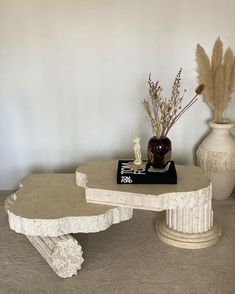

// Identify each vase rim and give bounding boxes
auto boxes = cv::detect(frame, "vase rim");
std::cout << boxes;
[150,135,170,140]
[209,120,234,129]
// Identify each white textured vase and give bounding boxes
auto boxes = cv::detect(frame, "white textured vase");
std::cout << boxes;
[196,121,235,200]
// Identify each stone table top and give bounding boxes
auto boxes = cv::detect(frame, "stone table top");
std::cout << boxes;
[7,174,133,237]
[76,160,211,211]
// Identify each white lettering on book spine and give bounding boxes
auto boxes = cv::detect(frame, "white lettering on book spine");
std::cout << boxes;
[121,163,146,175]
[121,176,133,183]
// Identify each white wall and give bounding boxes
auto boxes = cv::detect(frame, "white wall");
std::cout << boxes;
[0,0,235,189]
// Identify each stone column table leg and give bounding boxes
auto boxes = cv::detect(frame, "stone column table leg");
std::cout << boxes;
[4,193,84,278]
[156,187,222,249]
[4,174,133,278]
[28,235,84,278]
[76,161,222,249]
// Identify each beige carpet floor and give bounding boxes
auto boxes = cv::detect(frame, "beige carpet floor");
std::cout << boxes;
[0,190,235,294]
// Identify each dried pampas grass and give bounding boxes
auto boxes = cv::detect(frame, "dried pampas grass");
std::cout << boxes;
[196,37,235,123]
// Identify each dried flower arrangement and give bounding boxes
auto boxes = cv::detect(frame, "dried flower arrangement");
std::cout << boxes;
[142,68,204,139]
[196,37,235,123]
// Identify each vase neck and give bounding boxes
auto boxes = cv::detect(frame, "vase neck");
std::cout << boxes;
[209,121,234,133]
[209,121,234,131]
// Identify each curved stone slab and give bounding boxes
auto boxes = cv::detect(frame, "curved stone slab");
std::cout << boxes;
[5,193,84,278]
[76,160,212,210]
[75,160,221,249]
[8,174,133,237]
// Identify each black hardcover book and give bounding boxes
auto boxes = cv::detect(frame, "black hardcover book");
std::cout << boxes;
[117,160,177,184]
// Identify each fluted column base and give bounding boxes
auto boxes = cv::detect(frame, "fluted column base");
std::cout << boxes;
[166,203,213,233]
[156,213,221,249]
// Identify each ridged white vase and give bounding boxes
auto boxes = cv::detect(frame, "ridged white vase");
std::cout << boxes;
[196,121,235,200]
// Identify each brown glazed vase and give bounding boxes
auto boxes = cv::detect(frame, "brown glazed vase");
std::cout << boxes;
[147,136,172,169]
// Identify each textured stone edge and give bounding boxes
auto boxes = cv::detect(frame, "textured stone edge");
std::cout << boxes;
[28,235,84,278]
[76,172,88,188]
[7,192,133,237]
[4,194,84,278]
[166,202,213,234]
[197,147,235,172]
[76,170,212,211]
[85,184,212,211]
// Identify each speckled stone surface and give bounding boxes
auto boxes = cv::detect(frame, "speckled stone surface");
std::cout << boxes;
[76,160,211,210]
[76,160,221,248]
[7,174,133,236]
[0,190,235,293]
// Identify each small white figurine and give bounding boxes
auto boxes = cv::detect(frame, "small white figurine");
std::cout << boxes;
[133,137,143,166]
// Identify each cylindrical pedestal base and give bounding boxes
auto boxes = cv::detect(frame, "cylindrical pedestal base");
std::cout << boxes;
[166,204,213,233]
[156,214,222,249]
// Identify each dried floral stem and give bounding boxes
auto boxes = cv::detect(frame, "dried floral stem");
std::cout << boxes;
[142,69,204,139]
[165,95,199,135]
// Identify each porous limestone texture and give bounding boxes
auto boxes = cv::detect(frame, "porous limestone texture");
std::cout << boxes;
[28,235,84,278]
[156,213,222,249]
[7,174,133,237]
[76,160,211,211]
[76,160,221,248]
[196,121,235,200]
[5,193,84,278]
[197,147,235,173]
[5,174,133,278]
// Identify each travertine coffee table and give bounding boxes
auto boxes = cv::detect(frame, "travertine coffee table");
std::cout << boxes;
[5,174,133,278]
[76,160,222,249]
